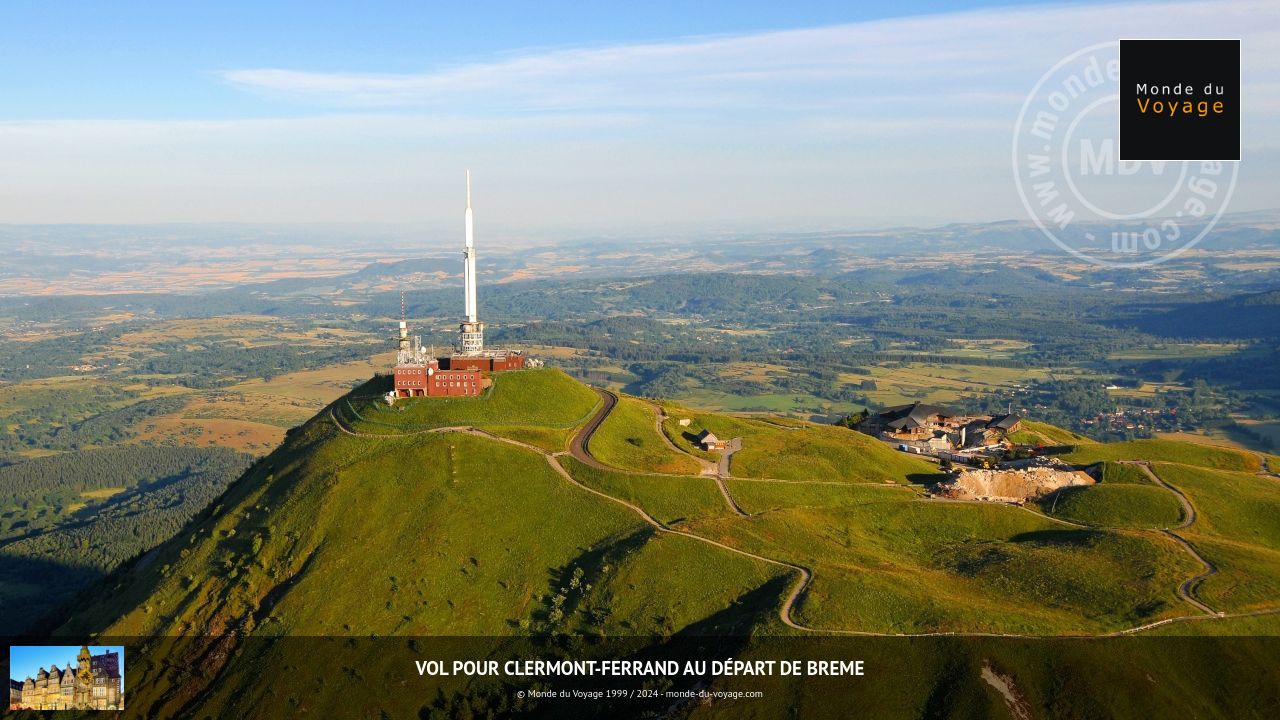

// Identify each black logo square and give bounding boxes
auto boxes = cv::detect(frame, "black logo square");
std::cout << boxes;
[1120,39,1239,160]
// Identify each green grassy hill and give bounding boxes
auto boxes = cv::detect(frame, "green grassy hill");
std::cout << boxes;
[1038,484,1186,528]
[1152,463,1280,612]
[588,395,702,475]
[58,402,773,641]
[1063,438,1261,472]
[341,368,599,451]
[661,404,940,483]
[39,369,1280,717]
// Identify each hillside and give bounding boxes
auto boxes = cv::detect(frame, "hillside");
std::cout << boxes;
[43,369,1280,718]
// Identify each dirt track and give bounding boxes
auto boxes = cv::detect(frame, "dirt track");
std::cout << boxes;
[1120,461,1221,616]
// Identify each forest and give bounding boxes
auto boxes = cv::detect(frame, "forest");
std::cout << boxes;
[0,446,250,634]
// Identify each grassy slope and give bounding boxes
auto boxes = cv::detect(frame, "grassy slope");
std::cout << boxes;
[726,480,920,515]
[1013,420,1094,445]
[58,417,773,642]
[1064,439,1260,473]
[55,371,1276,644]
[1154,463,1280,611]
[696,482,1197,634]
[1100,461,1154,484]
[478,424,574,453]
[346,368,599,433]
[662,407,940,483]
[561,456,729,525]
[588,395,701,474]
[1039,484,1185,529]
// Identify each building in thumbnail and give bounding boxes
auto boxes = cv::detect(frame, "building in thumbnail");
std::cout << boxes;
[390,172,536,400]
[9,646,122,711]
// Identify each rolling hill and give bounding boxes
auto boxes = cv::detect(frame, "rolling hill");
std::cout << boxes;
[38,368,1280,718]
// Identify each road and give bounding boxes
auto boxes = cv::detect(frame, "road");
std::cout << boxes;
[715,437,749,517]
[568,387,617,471]
[329,395,1278,637]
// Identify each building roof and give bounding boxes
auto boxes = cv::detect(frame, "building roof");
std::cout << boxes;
[91,652,121,680]
[877,402,959,430]
[10,679,21,691]
[988,414,1021,430]
[695,430,720,444]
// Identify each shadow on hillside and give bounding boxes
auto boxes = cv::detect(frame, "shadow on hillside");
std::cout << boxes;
[1009,528,1102,546]
[674,573,792,637]
[907,471,948,487]
[535,527,657,631]
[0,553,102,635]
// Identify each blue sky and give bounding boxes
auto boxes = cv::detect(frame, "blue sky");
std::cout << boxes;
[1,0,1276,232]
[9,645,125,683]
[1,0,1076,120]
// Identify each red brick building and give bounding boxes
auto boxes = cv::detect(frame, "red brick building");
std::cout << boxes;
[393,360,482,398]
[441,351,526,372]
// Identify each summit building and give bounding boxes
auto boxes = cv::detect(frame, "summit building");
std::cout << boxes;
[391,173,530,400]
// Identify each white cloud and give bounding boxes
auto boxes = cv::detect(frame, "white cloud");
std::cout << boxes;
[220,0,1280,117]
[2,0,1277,228]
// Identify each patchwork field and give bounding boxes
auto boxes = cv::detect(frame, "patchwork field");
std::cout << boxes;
[1105,343,1244,361]
[677,389,859,416]
[843,362,1093,407]
[133,417,285,454]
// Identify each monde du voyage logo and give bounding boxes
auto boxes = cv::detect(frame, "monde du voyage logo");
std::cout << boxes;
[1013,39,1241,267]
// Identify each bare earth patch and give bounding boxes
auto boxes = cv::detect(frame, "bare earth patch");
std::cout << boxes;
[935,459,1095,503]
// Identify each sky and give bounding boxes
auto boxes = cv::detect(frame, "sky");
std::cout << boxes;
[1,0,1277,237]
[9,645,125,684]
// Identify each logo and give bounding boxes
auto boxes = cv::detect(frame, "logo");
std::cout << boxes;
[1012,41,1238,267]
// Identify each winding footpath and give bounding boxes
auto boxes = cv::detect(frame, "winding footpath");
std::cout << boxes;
[644,398,747,515]
[1118,460,1222,616]
[328,395,1279,638]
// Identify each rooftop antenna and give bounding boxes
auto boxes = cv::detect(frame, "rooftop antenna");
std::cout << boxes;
[397,289,410,356]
